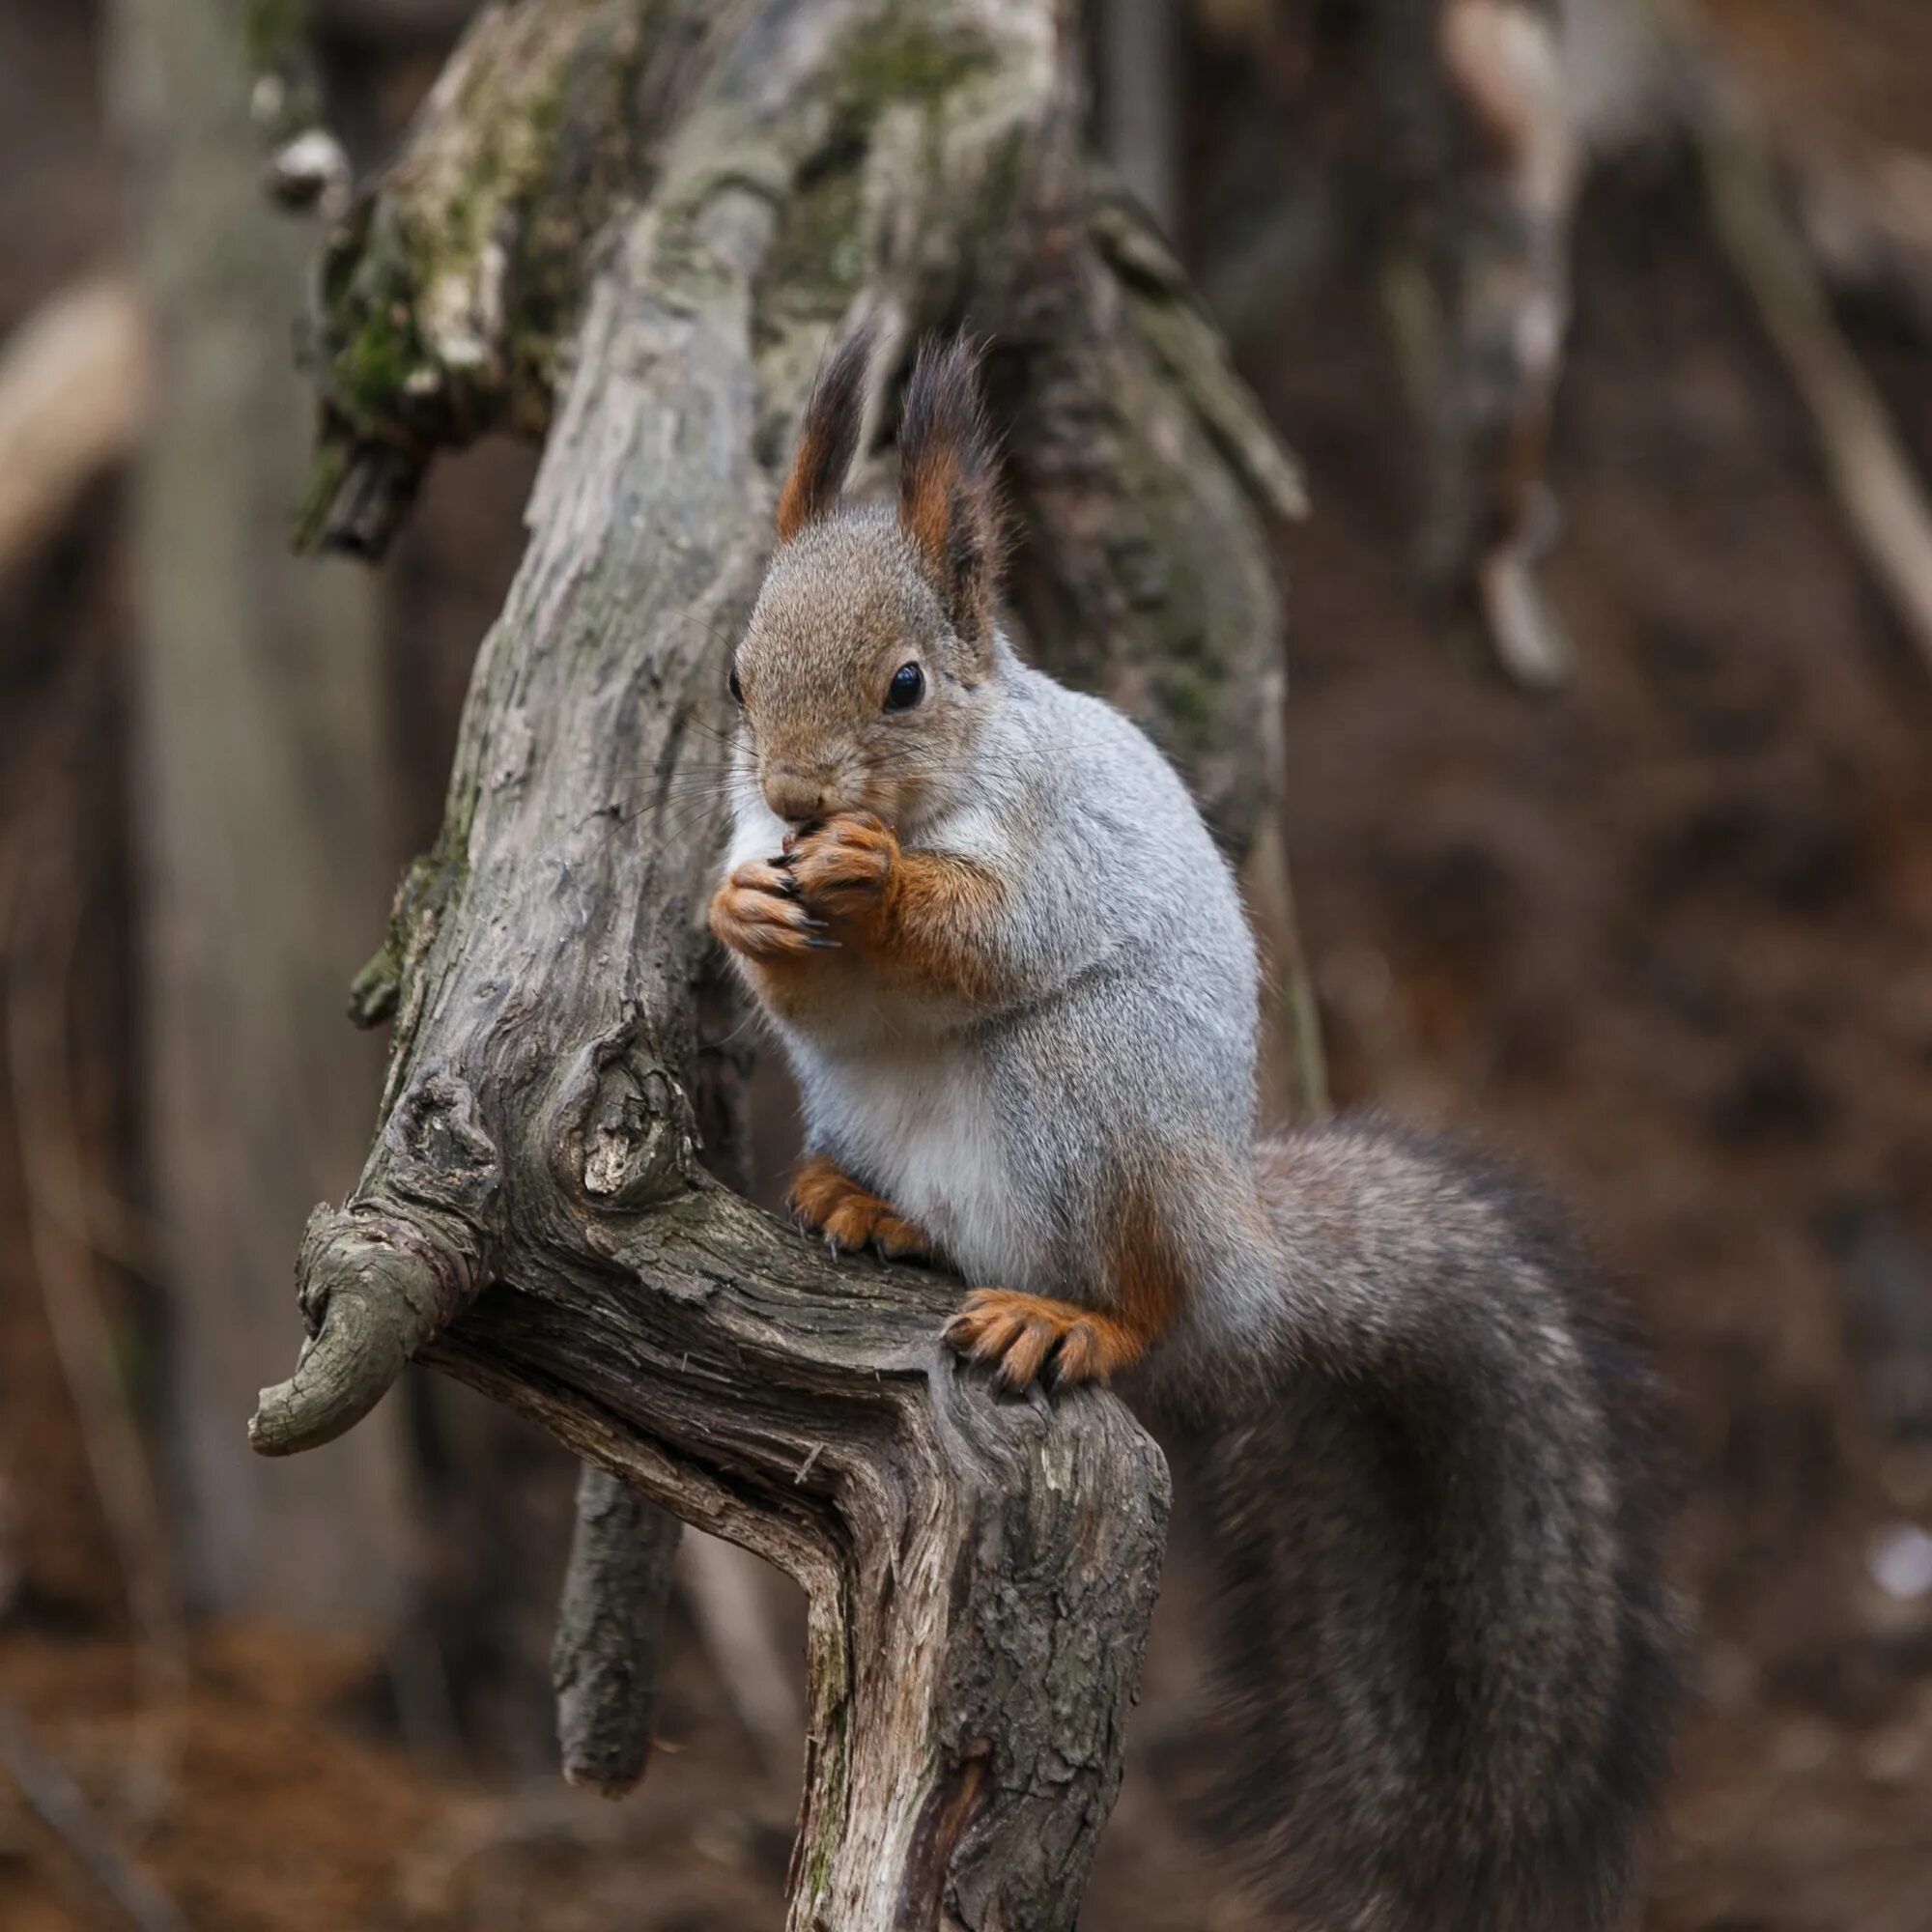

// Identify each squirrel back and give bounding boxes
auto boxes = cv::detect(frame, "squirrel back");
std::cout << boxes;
[710,331,1678,1930]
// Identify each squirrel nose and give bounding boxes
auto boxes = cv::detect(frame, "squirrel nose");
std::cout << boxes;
[762,771,829,824]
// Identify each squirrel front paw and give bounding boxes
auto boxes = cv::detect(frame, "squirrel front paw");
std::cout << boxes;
[783,812,897,923]
[709,860,838,960]
[944,1290,1144,1392]
[788,1157,930,1261]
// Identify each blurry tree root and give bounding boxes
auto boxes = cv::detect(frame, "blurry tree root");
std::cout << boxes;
[1197,0,1582,687]
[1199,0,1932,692]
[1376,0,1581,688]
[0,1697,191,1932]
[1411,0,1932,686]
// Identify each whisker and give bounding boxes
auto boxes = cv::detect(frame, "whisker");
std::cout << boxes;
[671,711,746,748]
[706,1000,772,1052]
[664,605,741,653]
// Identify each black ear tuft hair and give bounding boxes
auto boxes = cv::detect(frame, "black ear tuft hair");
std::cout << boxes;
[897,335,1004,641]
[776,324,875,543]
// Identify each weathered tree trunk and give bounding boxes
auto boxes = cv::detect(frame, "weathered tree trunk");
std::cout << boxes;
[113,0,416,1632]
[250,2,1314,1922]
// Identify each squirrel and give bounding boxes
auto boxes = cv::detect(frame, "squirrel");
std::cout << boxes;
[708,330,1678,1931]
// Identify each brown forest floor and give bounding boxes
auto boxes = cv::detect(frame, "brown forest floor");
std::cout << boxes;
[8,4,1932,1929]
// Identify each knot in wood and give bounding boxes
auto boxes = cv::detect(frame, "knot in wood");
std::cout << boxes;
[573,1046,696,1211]
[380,1069,502,1221]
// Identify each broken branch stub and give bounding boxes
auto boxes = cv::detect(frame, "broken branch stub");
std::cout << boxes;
[256,0,1311,1921]
[553,1463,681,1797]
[290,0,691,555]
[251,1070,497,1456]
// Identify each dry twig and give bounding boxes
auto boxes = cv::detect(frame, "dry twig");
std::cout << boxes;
[0,1697,190,1932]
[1697,90,1932,673]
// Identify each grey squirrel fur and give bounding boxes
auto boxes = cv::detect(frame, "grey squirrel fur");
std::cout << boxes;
[707,330,1678,1931]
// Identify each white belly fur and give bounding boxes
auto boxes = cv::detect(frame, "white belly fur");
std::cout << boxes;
[795,1036,1030,1290]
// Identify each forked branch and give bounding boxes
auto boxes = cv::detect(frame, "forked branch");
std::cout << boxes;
[252,2,1310,1923]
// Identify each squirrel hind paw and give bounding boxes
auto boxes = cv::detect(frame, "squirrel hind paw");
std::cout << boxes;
[788,1159,931,1262]
[944,1290,1133,1391]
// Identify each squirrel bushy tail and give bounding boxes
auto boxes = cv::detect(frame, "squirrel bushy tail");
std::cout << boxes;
[1168,1120,1678,1932]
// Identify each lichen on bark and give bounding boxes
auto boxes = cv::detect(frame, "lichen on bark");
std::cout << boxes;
[292,0,665,554]
[243,0,325,146]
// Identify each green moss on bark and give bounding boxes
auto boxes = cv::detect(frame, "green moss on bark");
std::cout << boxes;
[242,0,305,71]
[842,11,993,114]
[243,0,324,141]
[347,831,469,1031]
[296,0,636,548]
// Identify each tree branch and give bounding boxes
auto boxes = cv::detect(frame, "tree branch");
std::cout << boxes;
[552,1463,680,1796]
[292,0,716,554]
[423,1197,1169,1927]
[1378,0,1580,687]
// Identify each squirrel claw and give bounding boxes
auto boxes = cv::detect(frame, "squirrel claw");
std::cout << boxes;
[709,860,839,961]
[944,1290,1125,1391]
[783,812,897,923]
[789,1158,930,1262]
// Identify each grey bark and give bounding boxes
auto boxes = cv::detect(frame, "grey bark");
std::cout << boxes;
[552,1463,680,1795]
[113,0,415,1632]
[250,1,1314,1922]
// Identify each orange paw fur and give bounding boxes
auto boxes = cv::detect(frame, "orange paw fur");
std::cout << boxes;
[943,1290,1146,1392]
[788,1157,930,1261]
[783,813,897,923]
[709,860,836,962]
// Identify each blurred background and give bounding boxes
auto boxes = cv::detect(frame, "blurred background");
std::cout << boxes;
[4,0,1932,1926]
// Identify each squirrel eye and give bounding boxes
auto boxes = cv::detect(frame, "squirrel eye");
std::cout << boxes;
[884,662,924,713]
[728,667,743,706]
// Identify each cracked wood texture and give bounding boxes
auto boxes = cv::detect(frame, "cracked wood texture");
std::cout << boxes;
[251,2,1311,1924]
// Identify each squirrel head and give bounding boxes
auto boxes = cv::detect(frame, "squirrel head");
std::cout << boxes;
[732,330,1007,833]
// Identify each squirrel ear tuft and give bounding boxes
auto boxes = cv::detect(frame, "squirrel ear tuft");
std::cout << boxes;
[776,325,875,544]
[897,336,1003,642]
